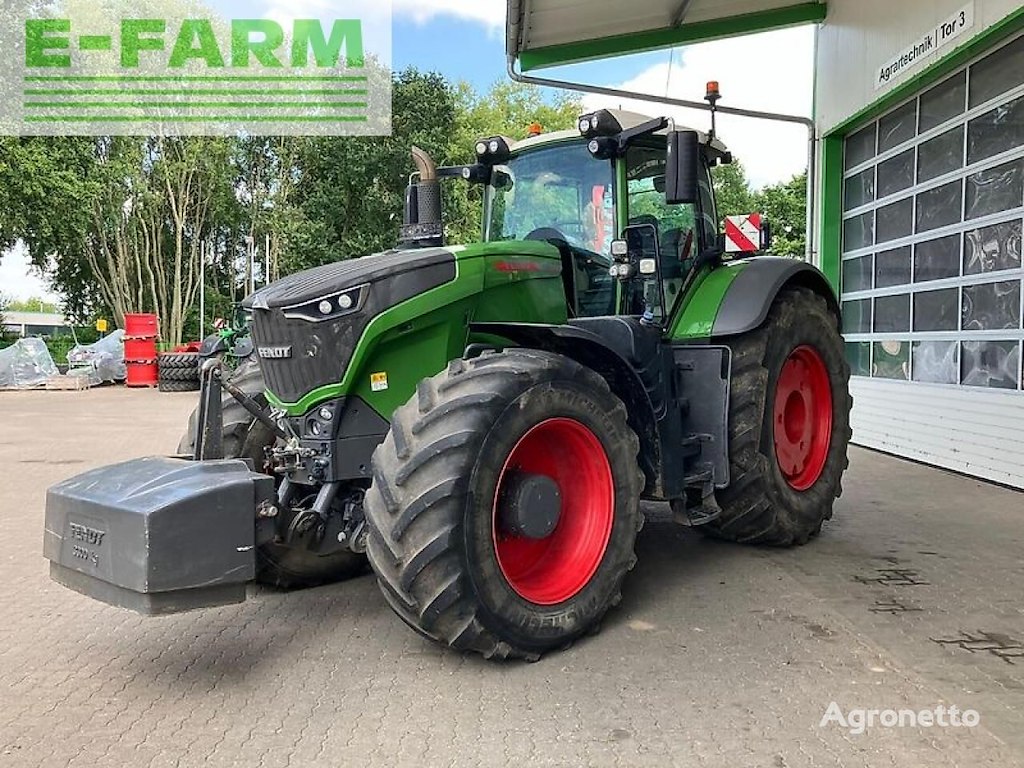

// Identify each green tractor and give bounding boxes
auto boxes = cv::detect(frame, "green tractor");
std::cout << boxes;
[45,104,851,661]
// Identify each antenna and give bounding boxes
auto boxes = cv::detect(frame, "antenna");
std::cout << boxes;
[704,81,721,140]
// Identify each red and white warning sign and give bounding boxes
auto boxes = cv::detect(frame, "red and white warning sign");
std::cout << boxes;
[724,213,762,254]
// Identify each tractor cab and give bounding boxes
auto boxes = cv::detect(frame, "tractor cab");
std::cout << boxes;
[476,109,731,324]
[401,103,744,331]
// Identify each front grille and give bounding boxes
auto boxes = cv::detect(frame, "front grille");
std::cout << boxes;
[252,308,362,405]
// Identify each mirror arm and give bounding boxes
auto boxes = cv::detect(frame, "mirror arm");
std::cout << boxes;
[615,117,669,153]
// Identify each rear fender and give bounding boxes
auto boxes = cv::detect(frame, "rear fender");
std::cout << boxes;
[711,257,840,338]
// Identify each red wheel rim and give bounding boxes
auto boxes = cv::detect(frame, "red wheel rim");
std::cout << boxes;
[773,345,833,491]
[492,418,614,605]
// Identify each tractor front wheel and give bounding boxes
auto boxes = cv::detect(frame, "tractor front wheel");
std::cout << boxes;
[705,287,853,546]
[365,350,644,661]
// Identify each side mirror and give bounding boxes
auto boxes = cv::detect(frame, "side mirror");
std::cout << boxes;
[665,130,700,205]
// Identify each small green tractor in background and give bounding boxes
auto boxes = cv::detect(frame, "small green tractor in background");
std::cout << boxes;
[45,94,851,660]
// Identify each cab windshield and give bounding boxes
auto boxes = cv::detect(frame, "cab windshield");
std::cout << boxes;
[484,142,617,258]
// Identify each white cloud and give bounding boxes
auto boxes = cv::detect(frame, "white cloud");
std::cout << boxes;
[582,27,815,189]
[259,0,503,31]
[392,0,504,28]
[0,243,59,303]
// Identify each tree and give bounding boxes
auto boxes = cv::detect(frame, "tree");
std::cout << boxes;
[0,135,237,344]
[0,292,8,340]
[7,297,58,313]
[711,161,808,258]
[711,161,756,218]
[754,171,808,257]
[290,69,460,272]
[445,81,582,243]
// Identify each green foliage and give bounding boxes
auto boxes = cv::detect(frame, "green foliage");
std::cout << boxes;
[712,162,808,257]
[7,296,59,313]
[288,74,582,272]
[445,81,582,243]
[755,171,808,257]
[289,69,458,273]
[0,292,9,343]
[711,161,756,218]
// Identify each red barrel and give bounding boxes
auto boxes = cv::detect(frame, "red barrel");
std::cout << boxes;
[124,313,159,338]
[126,360,159,388]
[124,337,157,360]
[124,313,159,388]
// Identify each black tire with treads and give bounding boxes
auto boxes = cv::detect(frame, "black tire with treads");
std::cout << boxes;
[177,356,367,588]
[158,377,200,392]
[703,286,852,546]
[364,349,644,661]
[158,352,200,372]
[159,367,199,383]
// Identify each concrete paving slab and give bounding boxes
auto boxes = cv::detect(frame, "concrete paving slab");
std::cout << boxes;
[1,387,1022,767]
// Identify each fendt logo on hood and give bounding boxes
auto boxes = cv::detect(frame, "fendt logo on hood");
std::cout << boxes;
[258,346,293,360]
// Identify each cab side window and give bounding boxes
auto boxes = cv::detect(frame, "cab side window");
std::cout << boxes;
[696,159,720,252]
[625,146,698,280]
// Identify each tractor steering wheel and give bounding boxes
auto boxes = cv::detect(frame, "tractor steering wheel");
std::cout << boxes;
[525,227,570,247]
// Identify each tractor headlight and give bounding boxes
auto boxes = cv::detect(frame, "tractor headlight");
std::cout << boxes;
[577,110,622,139]
[587,136,618,160]
[282,284,367,323]
[474,136,512,164]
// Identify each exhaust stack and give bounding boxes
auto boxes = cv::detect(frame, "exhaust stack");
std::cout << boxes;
[400,146,444,248]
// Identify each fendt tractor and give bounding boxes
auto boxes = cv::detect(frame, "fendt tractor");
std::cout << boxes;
[44,89,852,661]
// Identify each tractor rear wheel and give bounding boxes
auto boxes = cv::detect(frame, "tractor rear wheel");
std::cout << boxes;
[365,349,644,661]
[177,357,367,588]
[705,287,852,546]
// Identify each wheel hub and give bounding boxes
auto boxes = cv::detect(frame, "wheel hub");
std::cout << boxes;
[773,345,833,492]
[497,473,562,539]
[492,418,614,606]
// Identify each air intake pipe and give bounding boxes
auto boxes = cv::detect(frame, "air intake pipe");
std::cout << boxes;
[400,146,443,248]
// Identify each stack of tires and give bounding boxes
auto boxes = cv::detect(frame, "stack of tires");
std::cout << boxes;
[157,352,201,392]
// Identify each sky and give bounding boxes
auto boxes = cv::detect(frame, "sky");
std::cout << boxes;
[0,1,814,302]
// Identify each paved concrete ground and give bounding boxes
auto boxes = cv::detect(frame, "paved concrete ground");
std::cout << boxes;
[2,387,1023,767]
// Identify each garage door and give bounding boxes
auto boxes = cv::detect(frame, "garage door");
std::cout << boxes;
[840,32,1024,488]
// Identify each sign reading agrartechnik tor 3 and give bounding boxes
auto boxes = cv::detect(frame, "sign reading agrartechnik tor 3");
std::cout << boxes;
[3,0,393,136]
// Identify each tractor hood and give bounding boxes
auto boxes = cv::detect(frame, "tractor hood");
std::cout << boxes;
[245,248,455,310]
[244,248,457,406]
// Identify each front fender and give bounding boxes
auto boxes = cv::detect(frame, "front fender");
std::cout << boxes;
[470,322,662,496]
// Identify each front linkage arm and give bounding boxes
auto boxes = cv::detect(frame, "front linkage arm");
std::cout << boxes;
[192,360,367,557]
[193,359,287,462]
